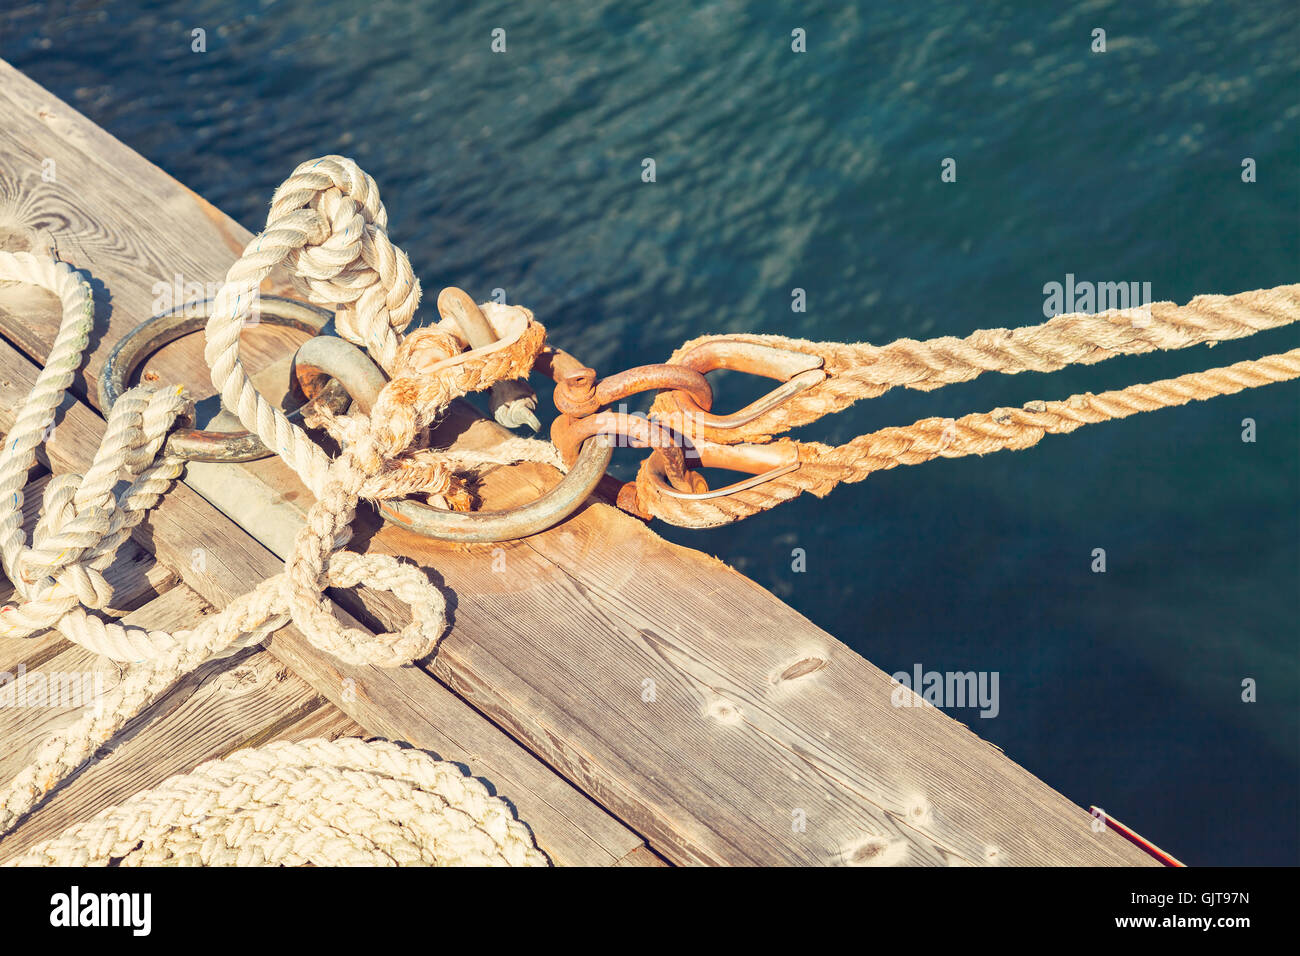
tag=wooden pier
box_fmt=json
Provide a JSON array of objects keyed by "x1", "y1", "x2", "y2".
[{"x1": 0, "y1": 59, "x2": 1154, "y2": 866}]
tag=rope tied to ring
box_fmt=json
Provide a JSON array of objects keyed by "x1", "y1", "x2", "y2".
[
  {"x1": 636, "y1": 285, "x2": 1300, "y2": 527},
  {"x1": 0, "y1": 156, "x2": 552, "y2": 864}
]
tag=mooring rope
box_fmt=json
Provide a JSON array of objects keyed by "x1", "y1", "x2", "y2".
[
  {"x1": 638, "y1": 287, "x2": 1300, "y2": 526},
  {"x1": 637, "y1": 345, "x2": 1300, "y2": 527},
  {"x1": 0, "y1": 154, "x2": 1295, "y2": 864},
  {"x1": 651, "y1": 285, "x2": 1300, "y2": 444}
]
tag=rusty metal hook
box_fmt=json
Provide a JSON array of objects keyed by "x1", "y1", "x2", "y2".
[
  {"x1": 552, "y1": 359, "x2": 713, "y2": 419},
  {"x1": 546, "y1": 348, "x2": 720, "y2": 493},
  {"x1": 549, "y1": 410, "x2": 697, "y2": 492},
  {"x1": 643, "y1": 439, "x2": 800, "y2": 501},
  {"x1": 659, "y1": 340, "x2": 826, "y2": 432},
  {"x1": 545, "y1": 343, "x2": 818, "y2": 510}
]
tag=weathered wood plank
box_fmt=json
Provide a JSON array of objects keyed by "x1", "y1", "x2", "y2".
[
  {"x1": 0, "y1": 342, "x2": 647, "y2": 867},
  {"x1": 613, "y1": 844, "x2": 670, "y2": 867},
  {"x1": 246, "y1": 695, "x2": 368, "y2": 747},
  {"x1": 0, "y1": 59, "x2": 1152, "y2": 865},
  {"x1": 0, "y1": 355, "x2": 649, "y2": 867}
]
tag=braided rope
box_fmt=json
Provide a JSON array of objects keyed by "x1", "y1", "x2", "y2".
[{"x1": 4, "y1": 738, "x2": 546, "y2": 867}]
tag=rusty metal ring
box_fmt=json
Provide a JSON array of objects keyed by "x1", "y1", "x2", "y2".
[
  {"x1": 292, "y1": 333, "x2": 388, "y2": 412},
  {"x1": 98, "y1": 296, "x2": 350, "y2": 462},
  {"x1": 642, "y1": 440, "x2": 800, "y2": 501},
  {"x1": 552, "y1": 362, "x2": 713, "y2": 419},
  {"x1": 377, "y1": 437, "x2": 613, "y2": 543},
  {"x1": 292, "y1": 333, "x2": 615, "y2": 543}
]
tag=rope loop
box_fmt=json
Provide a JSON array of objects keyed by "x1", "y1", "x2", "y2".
[{"x1": 266, "y1": 155, "x2": 420, "y2": 367}]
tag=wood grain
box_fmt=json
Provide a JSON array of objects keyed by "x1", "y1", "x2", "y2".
[{"x1": 0, "y1": 586, "x2": 210, "y2": 788}]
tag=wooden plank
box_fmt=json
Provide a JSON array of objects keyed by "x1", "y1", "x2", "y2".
[
  {"x1": 613, "y1": 845, "x2": 670, "y2": 867},
  {"x1": 248, "y1": 696, "x2": 367, "y2": 746},
  {"x1": 0, "y1": 60, "x2": 1152, "y2": 866}
]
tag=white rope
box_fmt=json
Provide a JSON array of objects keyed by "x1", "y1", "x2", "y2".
[
  {"x1": 0, "y1": 155, "x2": 549, "y2": 865},
  {"x1": 5, "y1": 739, "x2": 546, "y2": 867},
  {"x1": 203, "y1": 156, "x2": 420, "y2": 500}
]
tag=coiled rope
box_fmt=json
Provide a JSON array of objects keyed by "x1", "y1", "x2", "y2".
[{"x1": 5, "y1": 739, "x2": 544, "y2": 867}]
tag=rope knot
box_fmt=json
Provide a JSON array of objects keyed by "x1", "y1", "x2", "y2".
[{"x1": 265, "y1": 156, "x2": 420, "y2": 371}]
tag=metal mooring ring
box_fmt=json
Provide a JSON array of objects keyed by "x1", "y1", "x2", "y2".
[
  {"x1": 98, "y1": 296, "x2": 350, "y2": 462},
  {"x1": 377, "y1": 438, "x2": 613, "y2": 543},
  {"x1": 292, "y1": 334, "x2": 615, "y2": 543}
]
